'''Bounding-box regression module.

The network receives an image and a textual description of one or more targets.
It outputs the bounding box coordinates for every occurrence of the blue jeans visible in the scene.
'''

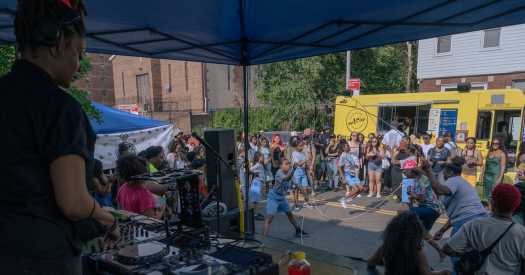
[327,159,339,188]
[410,207,439,231]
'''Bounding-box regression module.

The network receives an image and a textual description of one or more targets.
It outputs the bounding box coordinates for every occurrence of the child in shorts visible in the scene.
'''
[263,159,308,237]
[292,141,311,209]
[339,143,363,202]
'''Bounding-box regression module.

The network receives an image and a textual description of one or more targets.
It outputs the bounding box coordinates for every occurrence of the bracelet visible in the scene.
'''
[88,198,96,218]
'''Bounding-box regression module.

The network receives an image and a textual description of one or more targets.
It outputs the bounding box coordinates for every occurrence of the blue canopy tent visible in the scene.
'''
[89,101,168,134]
[1,0,525,234]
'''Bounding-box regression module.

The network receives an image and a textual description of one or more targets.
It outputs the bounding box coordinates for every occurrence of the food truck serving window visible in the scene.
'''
[476,111,492,140]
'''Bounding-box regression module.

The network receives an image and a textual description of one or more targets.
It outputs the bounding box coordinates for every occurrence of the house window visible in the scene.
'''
[512,80,525,91]
[436,35,451,54]
[483,28,500,48]
[440,84,457,92]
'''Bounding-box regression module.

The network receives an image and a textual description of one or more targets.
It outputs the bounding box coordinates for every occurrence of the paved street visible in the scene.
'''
[254,189,453,274]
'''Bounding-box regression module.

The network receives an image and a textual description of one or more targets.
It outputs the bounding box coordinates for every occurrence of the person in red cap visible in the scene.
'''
[442,184,525,275]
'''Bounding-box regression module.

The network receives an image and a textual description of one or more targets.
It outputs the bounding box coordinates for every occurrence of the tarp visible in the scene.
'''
[95,124,174,169]
[1,1,525,65]
[89,102,169,134]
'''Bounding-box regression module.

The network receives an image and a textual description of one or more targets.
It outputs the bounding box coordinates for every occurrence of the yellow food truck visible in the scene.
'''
[334,88,525,181]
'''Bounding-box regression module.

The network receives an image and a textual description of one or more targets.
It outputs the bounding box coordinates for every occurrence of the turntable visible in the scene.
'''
[116,242,170,266]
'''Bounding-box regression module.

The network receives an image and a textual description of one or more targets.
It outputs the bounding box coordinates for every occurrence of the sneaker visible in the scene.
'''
[356,194,362,198]
[339,197,346,202]
[367,193,374,198]
[255,213,265,221]
[304,203,313,209]
[311,191,316,197]
[376,194,382,199]
[295,229,309,237]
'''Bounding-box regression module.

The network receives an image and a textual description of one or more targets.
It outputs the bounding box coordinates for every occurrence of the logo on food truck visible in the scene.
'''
[345,109,368,132]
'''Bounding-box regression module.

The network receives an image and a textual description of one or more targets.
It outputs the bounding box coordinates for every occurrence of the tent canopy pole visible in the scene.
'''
[242,65,250,238]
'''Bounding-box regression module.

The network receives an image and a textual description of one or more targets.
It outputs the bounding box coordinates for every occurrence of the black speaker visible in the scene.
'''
[203,128,238,210]
[202,207,254,234]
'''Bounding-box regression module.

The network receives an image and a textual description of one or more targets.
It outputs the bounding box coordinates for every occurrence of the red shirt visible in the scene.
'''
[117,182,156,215]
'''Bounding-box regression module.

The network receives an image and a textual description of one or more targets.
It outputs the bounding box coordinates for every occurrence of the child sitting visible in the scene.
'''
[116,155,162,219]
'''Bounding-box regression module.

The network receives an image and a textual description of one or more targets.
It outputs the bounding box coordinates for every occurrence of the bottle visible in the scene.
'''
[288,251,311,275]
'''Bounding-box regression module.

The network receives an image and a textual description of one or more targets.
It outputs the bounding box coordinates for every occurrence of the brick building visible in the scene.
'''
[205,63,260,111]
[74,53,115,106]
[111,56,207,133]
[417,24,525,92]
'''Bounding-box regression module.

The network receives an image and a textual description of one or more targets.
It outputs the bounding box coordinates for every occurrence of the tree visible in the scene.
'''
[350,43,409,94]
[258,53,345,130]
[211,43,416,132]
[0,45,101,121]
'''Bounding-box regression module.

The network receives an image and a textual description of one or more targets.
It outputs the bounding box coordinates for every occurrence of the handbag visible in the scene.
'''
[455,222,514,275]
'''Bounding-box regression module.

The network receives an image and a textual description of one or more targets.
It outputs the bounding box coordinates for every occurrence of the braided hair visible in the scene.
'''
[14,0,86,51]
[382,211,425,275]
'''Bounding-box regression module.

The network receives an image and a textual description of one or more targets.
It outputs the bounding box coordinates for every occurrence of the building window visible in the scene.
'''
[121,71,126,96]
[471,83,488,90]
[436,35,451,54]
[227,65,231,90]
[184,62,189,91]
[136,74,150,111]
[512,80,525,91]
[167,63,172,93]
[440,83,457,92]
[483,28,500,48]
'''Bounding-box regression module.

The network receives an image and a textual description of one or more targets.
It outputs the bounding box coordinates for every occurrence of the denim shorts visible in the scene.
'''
[266,191,290,215]
[344,172,360,186]
[367,161,383,173]
[293,168,309,188]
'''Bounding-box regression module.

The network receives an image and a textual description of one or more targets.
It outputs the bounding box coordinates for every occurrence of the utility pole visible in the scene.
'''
[345,51,351,88]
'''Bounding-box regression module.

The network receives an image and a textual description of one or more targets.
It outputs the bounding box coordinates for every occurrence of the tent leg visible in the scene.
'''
[243,65,251,238]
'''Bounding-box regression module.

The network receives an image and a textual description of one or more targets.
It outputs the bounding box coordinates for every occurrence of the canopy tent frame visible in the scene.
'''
[2,1,525,65]
[2,0,525,238]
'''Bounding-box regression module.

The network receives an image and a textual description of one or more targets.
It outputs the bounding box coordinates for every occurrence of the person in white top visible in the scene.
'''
[420,132,435,159]
[443,183,525,275]
[382,121,403,153]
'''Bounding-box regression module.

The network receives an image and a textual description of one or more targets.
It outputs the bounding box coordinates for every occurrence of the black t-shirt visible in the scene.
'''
[0,60,95,260]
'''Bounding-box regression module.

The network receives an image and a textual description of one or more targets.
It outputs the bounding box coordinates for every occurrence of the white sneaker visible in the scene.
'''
[367,193,374,198]
[376,194,382,199]
[304,203,313,209]
[356,194,362,198]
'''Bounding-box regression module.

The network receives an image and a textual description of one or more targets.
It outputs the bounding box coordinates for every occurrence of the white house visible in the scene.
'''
[417,23,525,92]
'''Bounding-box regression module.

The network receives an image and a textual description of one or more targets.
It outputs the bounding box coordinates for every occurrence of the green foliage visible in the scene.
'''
[351,43,412,94]
[0,45,101,121]
[257,53,345,131]
[210,107,280,134]
[0,46,15,76]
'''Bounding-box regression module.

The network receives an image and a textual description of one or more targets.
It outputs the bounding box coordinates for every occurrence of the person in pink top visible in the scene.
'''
[116,155,161,218]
